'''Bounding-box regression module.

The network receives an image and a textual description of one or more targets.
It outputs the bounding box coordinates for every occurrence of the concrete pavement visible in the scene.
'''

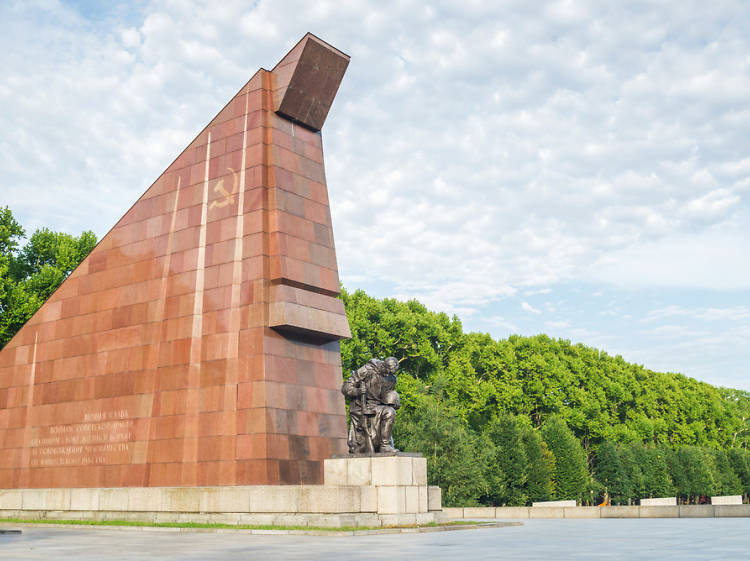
[1,518,748,560]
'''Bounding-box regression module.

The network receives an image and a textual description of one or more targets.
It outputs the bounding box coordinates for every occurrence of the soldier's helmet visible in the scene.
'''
[383,390,400,407]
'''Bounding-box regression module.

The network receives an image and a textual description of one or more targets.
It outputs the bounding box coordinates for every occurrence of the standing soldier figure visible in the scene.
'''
[342,356,401,454]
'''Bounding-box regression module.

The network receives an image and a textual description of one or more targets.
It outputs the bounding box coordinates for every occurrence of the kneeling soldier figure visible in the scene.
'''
[342,356,401,454]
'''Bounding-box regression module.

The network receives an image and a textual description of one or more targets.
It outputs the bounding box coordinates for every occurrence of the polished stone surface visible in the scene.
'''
[273,33,349,131]
[0,34,351,488]
[1,519,749,560]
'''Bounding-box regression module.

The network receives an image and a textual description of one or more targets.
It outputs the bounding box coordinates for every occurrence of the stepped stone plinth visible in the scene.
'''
[0,454,444,527]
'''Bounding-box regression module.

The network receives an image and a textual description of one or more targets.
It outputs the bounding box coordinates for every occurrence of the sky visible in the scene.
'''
[1,0,748,390]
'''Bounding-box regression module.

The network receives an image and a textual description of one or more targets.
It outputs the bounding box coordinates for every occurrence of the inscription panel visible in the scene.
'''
[30,410,133,467]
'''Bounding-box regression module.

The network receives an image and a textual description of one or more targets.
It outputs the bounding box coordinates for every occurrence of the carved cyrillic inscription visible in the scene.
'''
[30,410,132,467]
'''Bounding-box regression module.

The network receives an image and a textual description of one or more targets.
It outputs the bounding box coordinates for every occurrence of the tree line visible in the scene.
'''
[2,207,749,506]
[340,288,750,506]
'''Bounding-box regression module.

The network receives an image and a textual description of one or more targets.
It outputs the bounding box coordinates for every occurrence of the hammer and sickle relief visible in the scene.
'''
[208,167,239,210]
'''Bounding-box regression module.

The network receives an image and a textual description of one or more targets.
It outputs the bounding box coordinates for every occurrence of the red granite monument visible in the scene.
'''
[0,33,352,488]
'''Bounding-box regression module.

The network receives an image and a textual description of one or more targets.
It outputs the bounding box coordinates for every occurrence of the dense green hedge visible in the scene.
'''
[341,288,750,506]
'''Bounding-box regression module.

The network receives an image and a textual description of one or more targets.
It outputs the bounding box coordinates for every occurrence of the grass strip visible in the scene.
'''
[0,517,477,532]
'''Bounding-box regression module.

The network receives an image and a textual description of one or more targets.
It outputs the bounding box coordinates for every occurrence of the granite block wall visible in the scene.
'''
[0,33,351,488]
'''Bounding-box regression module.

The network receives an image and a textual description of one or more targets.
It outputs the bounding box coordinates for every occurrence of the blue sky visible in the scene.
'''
[1,0,748,390]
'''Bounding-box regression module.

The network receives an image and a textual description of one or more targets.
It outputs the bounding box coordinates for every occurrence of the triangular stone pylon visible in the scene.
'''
[0,33,352,487]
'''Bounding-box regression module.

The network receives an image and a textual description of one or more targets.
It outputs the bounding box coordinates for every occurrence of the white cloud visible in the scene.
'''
[589,218,750,290]
[646,305,750,323]
[1,0,749,388]
[521,301,541,314]
[681,188,740,221]
[120,27,141,48]
[484,315,518,333]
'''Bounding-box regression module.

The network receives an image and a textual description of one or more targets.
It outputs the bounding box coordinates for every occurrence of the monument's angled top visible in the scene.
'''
[271,33,350,132]
[272,32,351,68]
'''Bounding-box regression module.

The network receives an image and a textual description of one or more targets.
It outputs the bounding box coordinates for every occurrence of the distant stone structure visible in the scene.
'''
[711,495,743,505]
[640,497,677,506]
[532,500,577,507]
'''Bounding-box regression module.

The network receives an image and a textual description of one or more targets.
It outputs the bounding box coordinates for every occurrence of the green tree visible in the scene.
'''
[10,227,97,299]
[341,288,463,382]
[394,377,491,506]
[541,416,589,502]
[0,209,96,347]
[727,448,750,502]
[618,444,645,503]
[668,447,716,504]
[708,449,742,496]
[0,207,29,346]
[520,424,555,503]
[594,441,630,504]
[721,389,750,449]
[482,413,528,506]
[0,207,24,255]
[0,283,42,347]
[634,446,674,499]
[0,207,25,303]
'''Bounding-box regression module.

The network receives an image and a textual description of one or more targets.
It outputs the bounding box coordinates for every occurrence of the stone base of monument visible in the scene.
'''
[0,455,444,528]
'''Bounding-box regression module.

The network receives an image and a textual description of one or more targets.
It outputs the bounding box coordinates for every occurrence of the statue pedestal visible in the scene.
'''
[0,455,443,527]
[323,454,442,520]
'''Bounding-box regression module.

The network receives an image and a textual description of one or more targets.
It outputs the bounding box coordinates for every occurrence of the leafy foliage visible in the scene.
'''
[520,424,556,503]
[709,449,743,496]
[482,414,528,506]
[0,207,25,320]
[634,446,674,499]
[0,207,96,347]
[541,416,589,501]
[727,448,750,501]
[341,288,750,505]
[341,288,750,451]
[667,446,716,503]
[594,441,631,504]
[395,377,491,506]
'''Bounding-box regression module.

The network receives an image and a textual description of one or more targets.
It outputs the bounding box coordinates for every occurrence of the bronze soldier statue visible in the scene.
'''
[342,357,401,454]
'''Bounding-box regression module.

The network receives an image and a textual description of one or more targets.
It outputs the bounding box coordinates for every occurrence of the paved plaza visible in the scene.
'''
[2,519,748,560]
